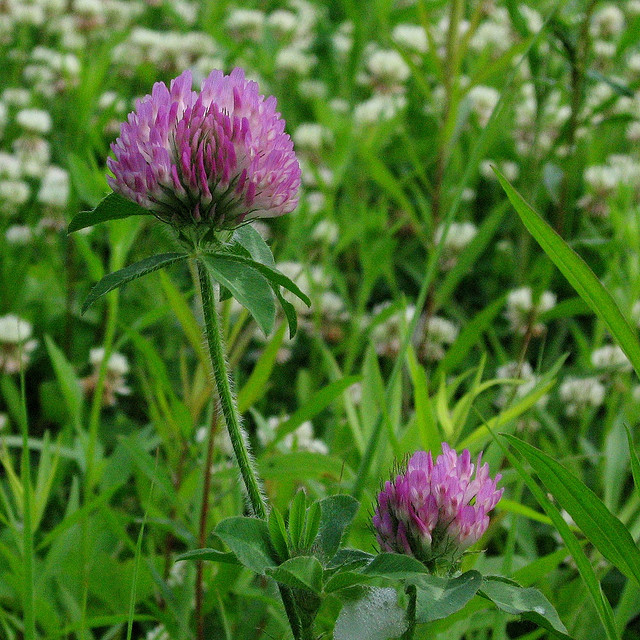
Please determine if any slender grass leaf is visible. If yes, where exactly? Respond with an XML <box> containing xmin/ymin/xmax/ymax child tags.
<box><xmin>44</xmin><ymin>336</ymin><xmax>83</xmax><ymax>429</ymax></box>
<box><xmin>199</xmin><ymin>254</ymin><xmax>275</xmax><ymax>336</ymax></box>
<box><xmin>82</xmin><ymin>253</ymin><xmax>187</xmax><ymax>313</ymax></box>
<box><xmin>435</xmin><ymin>297</ymin><xmax>505</xmax><ymax>377</ymax></box>
<box><xmin>259</xmin><ymin>452</ymin><xmax>351</xmax><ymax>482</ymax></box>
<box><xmin>267</xmin><ymin>556</ymin><xmax>323</xmax><ymax>594</ymax></box>
<box><xmin>479</xmin><ymin>576</ymin><xmax>571</xmax><ymax>639</ymax></box>
<box><xmin>494</xmin><ymin>434</ymin><xmax>620</xmax><ymax>640</ymax></box>
<box><xmin>495</xmin><ymin>169</ymin><xmax>640</xmax><ymax>379</ymax></box>
<box><xmin>238</xmin><ymin>322</ymin><xmax>286</xmax><ymax>412</ymax></box>
<box><xmin>625</xmin><ymin>425</ymin><xmax>640</xmax><ymax>501</ymax></box>
<box><xmin>215</xmin><ymin>516</ymin><xmax>276</xmax><ymax>574</ymax></box>
<box><xmin>288</xmin><ymin>489</ymin><xmax>307</xmax><ymax>550</ymax></box>
<box><xmin>272</xmin><ymin>376</ymin><xmax>361</xmax><ymax>446</ymax></box>
<box><xmin>68</xmin><ymin>192</ymin><xmax>148</xmax><ymax>233</ymax></box>
<box><xmin>503</xmin><ymin>434</ymin><xmax>640</xmax><ymax>590</ymax></box>
<box><xmin>435</xmin><ymin>202</ymin><xmax>508</xmax><ymax>309</ymax></box>
<box><xmin>158</xmin><ymin>270</ymin><xmax>208</xmax><ymax>366</ymax></box>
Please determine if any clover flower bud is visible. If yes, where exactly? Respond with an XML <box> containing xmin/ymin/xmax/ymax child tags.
<box><xmin>107</xmin><ymin>68</ymin><xmax>300</xmax><ymax>231</ymax></box>
<box><xmin>373</xmin><ymin>444</ymin><xmax>503</xmax><ymax>573</ymax></box>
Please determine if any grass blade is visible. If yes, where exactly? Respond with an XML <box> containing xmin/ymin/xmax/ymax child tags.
<box><xmin>495</xmin><ymin>168</ymin><xmax>640</xmax><ymax>378</ymax></box>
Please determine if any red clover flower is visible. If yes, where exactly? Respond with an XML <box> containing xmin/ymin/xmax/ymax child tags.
<box><xmin>373</xmin><ymin>443</ymin><xmax>503</xmax><ymax>572</ymax></box>
<box><xmin>107</xmin><ymin>68</ymin><xmax>301</xmax><ymax>231</ymax></box>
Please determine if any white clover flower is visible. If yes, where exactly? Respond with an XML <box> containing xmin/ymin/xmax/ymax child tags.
<box><xmin>2</xmin><ymin>88</ymin><xmax>31</xmax><ymax>107</ymax></box>
<box><xmin>267</xmin><ymin>9</ymin><xmax>297</xmax><ymax>37</ymax></box>
<box><xmin>470</xmin><ymin>19</ymin><xmax>512</xmax><ymax>54</ymax></box>
<box><xmin>593</xmin><ymin>40</ymin><xmax>616</xmax><ymax>60</ymax></box>
<box><xmin>467</xmin><ymin>85</ymin><xmax>500</xmax><ymax>127</ymax></box>
<box><xmin>0</xmin><ymin>314</ymin><xmax>37</xmax><ymax>374</ymax></box>
<box><xmin>90</xmin><ymin>347</ymin><xmax>129</xmax><ymax>376</ymax></box>
<box><xmin>5</xmin><ymin>225</ymin><xmax>33</xmax><ymax>245</ymax></box>
<box><xmin>519</xmin><ymin>5</ymin><xmax>543</xmax><ymax>33</ymax></box>
<box><xmin>560</xmin><ymin>376</ymin><xmax>606</xmax><ymax>417</ymax></box>
<box><xmin>305</xmin><ymin>190</ymin><xmax>325</xmax><ymax>214</ymax></box>
<box><xmin>293</xmin><ymin>123</ymin><xmax>333</xmax><ymax>153</ymax></box>
<box><xmin>0</xmin><ymin>153</ymin><xmax>22</xmax><ymax>180</ymax></box>
<box><xmin>591</xmin><ymin>345</ymin><xmax>631</xmax><ymax>371</ymax></box>
<box><xmin>311</xmin><ymin>219</ymin><xmax>339</xmax><ymax>244</ymax></box>
<box><xmin>494</xmin><ymin>360</ymin><xmax>546</xmax><ymax>408</ymax></box>
<box><xmin>297</xmin><ymin>79</ymin><xmax>327</xmax><ymax>99</ymax></box>
<box><xmin>0</xmin><ymin>180</ymin><xmax>30</xmax><ymax>212</ymax></box>
<box><xmin>13</xmin><ymin>136</ymin><xmax>50</xmax><ymax>177</ymax></box>
<box><xmin>38</xmin><ymin>166</ymin><xmax>70</xmax><ymax>208</ymax></box>
<box><xmin>332</xmin><ymin>22</ymin><xmax>353</xmax><ymax>56</ymax></box>
<box><xmin>354</xmin><ymin>94</ymin><xmax>406</xmax><ymax>125</ymax></box>
<box><xmin>366</xmin><ymin>49</ymin><xmax>410</xmax><ymax>86</ymax></box>
<box><xmin>419</xmin><ymin>316</ymin><xmax>458</xmax><ymax>361</ymax></box>
<box><xmin>590</xmin><ymin>5</ymin><xmax>625</xmax><ymax>38</ymax></box>
<box><xmin>83</xmin><ymin>348</ymin><xmax>131</xmax><ymax>406</ymax></box>
<box><xmin>506</xmin><ymin>287</ymin><xmax>556</xmax><ymax>334</ymax></box>
<box><xmin>275</xmin><ymin>47</ymin><xmax>316</xmax><ymax>75</ymax></box>
<box><xmin>16</xmin><ymin>108</ymin><xmax>52</xmax><ymax>134</ymax></box>
<box><xmin>146</xmin><ymin>625</ymin><xmax>169</xmax><ymax>640</ymax></box>
<box><xmin>392</xmin><ymin>23</ymin><xmax>427</xmax><ymax>53</ymax></box>
<box><xmin>371</xmin><ymin>303</ymin><xmax>416</xmax><ymax>358</ymax></box>
<box><xmin>0</xmin><ymin>315</ymin><xmax>32</xmax><ymax>344</ymax></box>
<box><xmin>257</xmin><ymin>416</ymin><xmax>327</xmax><ymax>454</ymax></box>
<box><xmin>434</xmin><ymin>221</ymin><xmax>477</xmax><ymax>269</ymax></box>
<box><xmin>277</xmin><ymin>262</ymin><xmax>330</xmax><ymax>315</ymax></box>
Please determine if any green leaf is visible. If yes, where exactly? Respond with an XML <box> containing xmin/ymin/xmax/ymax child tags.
<box><xmin>625</xmin><ymin>425</ymin><xmax>640</xmax><ymax>501</ymax></box>
<box><xmin>334</xmin><ymin>587</ymin><xmax>407</xmax><ymax>640</ymax></box>
<box><xmin>237</xmin><ymin>322</ymin><xmax>286</xmax><ymax>412</ymax></box>
<box><xmin>233</xmin><ymin>225</ymin><xmax>275</xmax><ymax>266</ymax></box>
<box><xmin>271</xmin><ymin>376</ymin><xmax>361</xmax><ymax>446</ymax></box>
<box><xmin>275</xmin><ymin>287</ymin><xmax>298</xmax><ymax>339</ymax></box>
<box><xmin>361</xmin><ymin>553</ymin><xmax>428</xmax><ymax>579</ymax></box>
<box><xmin>303</xmin><ymin>501</ymin><xmax>321</xmax><ymax>550</ymax></box>
<box><xmin>215</xmin><ymin>516</ymin><xmax>276</xmax><ymax>575</ymax></box>
<box><xmin>207</xmin><ymin>251</ymin><xmax>310</xmax><ymax>307</ymax></box>
<box><xmin>82</xmin><ymin>253</ymin><xmax>187</xmax><ymax>313</ymax></box>
<box><xmin>504</xmin><ymin>434</ymin><xmax>640</xmax><ymax>590</ymax></box>
<box><xmin>175</xmin><ymin>548</ymin><xmax>239</xmax><ymax>565</ymax></box>
<box><xmin>493</xmin><ymin>433</ymin><xmax>620</xmax><ymax>640</ymax></box>
<box><xmin>259</xmin><ymin>451</ymin><xmax>351</xmax><ymax>482</ymax></box>
<box><xmin>267</xmin><ymin>507</ymin><xmax>289</xmax><ymax>563</ymax></box>
<box><xmin>68</xmin><ymin>192</ymin><xmax>148</xmax><ymax>233</ymax></box>
<box><xmin>414</xmin><ymin>571</ymin><xmax>483</xmax><ymax>623</ymax></box>
<box><xmin>267</xmin><ymin>556</ymin><xmax>323</xmax><ymax>594</ymax></box>
<box><xmin>288</xmin><ymin>489</ymin><xmax>307</xmax><ymax>550</ymax></box>
<box><xmin>44</xmin><ymin>336</ymin><xmax>83</xmax><ymax>429</ymax></box>
<box><xmin>199</xmin><ymin>254</ymin><xmax>275</xmax><ymax>336</ymax></box>
<box><xmin>312</xmin><ymin>495</ymin><xmax>360</xmax><ymax>564</ymax></box>
<box><xmin>479</xmin><ymin>576</ymin><xmax>571</xmax><ymax>639</ymax></box>
<box><xmin>495</xmin><ymin>168</ymin><xmax>640</xmax><ymax>379</ymax></box>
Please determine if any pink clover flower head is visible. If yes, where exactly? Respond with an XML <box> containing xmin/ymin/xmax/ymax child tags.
<box><xmin>372</xmin><ymin>443</ymin><xmax>503</xmax><ymax>571</ymax></box>
<box><xmin>107</xmin><ymin>68</ymin><xmax>301</xmax><ymax>230</ymax></box>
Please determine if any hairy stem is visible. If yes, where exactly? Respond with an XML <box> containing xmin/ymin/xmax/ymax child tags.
<box><xmin>196</xmin><ymin>258</ymin><xmax>267</xmax><ymax>518</ymax></box>
<box><xmin>195</xmin><ymin>258</ymin><xmax>303</xmax><ymax>639</ymax></box>
<box><xmin>401</xmin><ymin>584</ymin><xmax>417</xmax><ymax>640</ymax></box>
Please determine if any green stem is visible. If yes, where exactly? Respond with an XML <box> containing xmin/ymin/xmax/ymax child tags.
<box><xmin>195</xmin><ymin>258</ymin><xmax>303</xmax><ymax>639</ymax></box>
<box><xmin>196</xmin><ymin>258</ymin><xmax>266</xmax><ymax>518</ymax></box>
<box><xmin>401</xmin><ymin>584</ymin><xmax>417</xmax><ymax>640</ymax></box>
